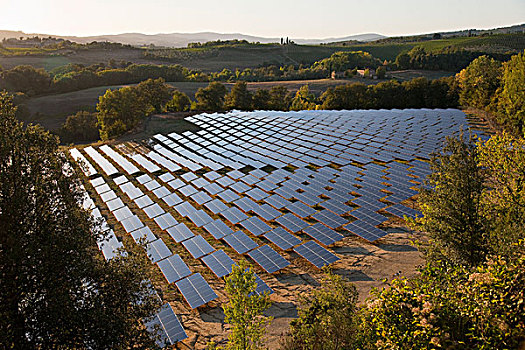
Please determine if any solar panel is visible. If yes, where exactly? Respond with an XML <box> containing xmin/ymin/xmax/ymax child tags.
<box><xmin>201</xmin><ymin>250</ymin><xmax>236</xmax><ymax>278</ymax></box>
<box><xmin>179</xmin><ymin>184</ymin><xmax>198</xmax><ymax>197</ymax></box>
<box><xmin>153</xmin><ymin>186</ymin><xmax>171</xmax><ymax>199</ymax></box>
<box><xmin>175</xmin><ymin>273</ymin><xmax>218</xmax><ymax>308</ymax></box>
<box><xmin>203</xmin><ymin>219</ymin><xmax>234</xmax><ymax>240</ymax></box>
<box><xmin>239</xmin><ymin>216</ymin><xmax>272</xmax><ymax>236</ymax></box>
<box><xmin>263</xmin><ymin>227</ymin><xmax>302</xmax><ymax>250</ymax></box>
<box><xmin>113</xmin><ymin>206</ymin><xmax>134</xmax><ymax>222</ymax></box>
<box><xmin>162</xmin><ymin>193</ymin><xmax>183</xmax><ymax>207</ymax></box>
<box><xmin>187</xmin><ymin>209</ymin><xmax>213</xmax><ymax>227</ymax></box>
<box><xmin>275</xmin><ymin>213</ymin><xmax>309</xmax><ymax>233</ymax></box>
<box><xmin>158</xmin><ymin>172</ymin><xmax>175</xmax><ymax>183</ymax></box>
<box><xmin>167</xmin><ymin>179</ymin><xmax>185</xmax><ymax>190</ymax></box>
<box><xmin>245</xmin><ymin>188</ymin><xmax>269</xmax><ymax>201</ymax></box>
<box><xmin>223</xmin><ymin>231</ymin><xmax>258</xmax><ymax>254</ymax></box>
<box><xmin>247</xmin><ymin>245</ymin><xmax>290</xmax><ymax>273</ymax></box>
<box><xmin>157</xmin><ymin>254</ymin><xmax>192</xmax><ymax>283</ymax></box>
<box><xmin>252</xmin><ymin>273</ymin><xmax>274</xmax><ymax>295</ymax></box>
<box><xmin>144</xmin><ymin>180</ymin><xmax>161</xmax><ymax>191</ymax></box>
<box><xmin>146</xmin><ymin>239</ymin><xmax>172</xmax><ymax>263</ymax></box>
<box><xmin>190</xmin><ymin>191</ymin><xmax>212</xmax><ymax>205</ymax></box>
<box><xmin>174</xmin><ymin>201</ymin><xmax>196</xmax><ymax>217</ymax></box>
<box><xmin>70</xmin><ymin>148</ymin><xmax>97</xmax><ymax>177</ymax></box>
<box><xmin>100</xmin><ymin>190</ymin><xmax>117</xmax><ymax>203</ymax></box>
<box><xmin>294</xmin><ymin>241</ymin><xmax>339</xmax><ymax>268</ymax></box>
<box><xmin>106</xmin><ymin>197</ymin><xmax>124</xmax><ymax>211</ymax></box>
<box><xmin>217</xmin><ymin>189</ymin><xmax>240</xmax><ymax>203</ymax></box>
<box><xmin>167</xmin><ymin>223</ymin><xmax>195</xmax><ymax>243</ymax></box>
<box><xmin>99</xmin><ymin>145</ymin><xmax>139</xmax><ymax>175</ymax></box>
<box><xmin>120</xmin><ymin>215</ymin><xmax>144</xmax><ymax>233</ymax></box>
<box><xmin>182</xmin><ymin>236</ymin><xmax>215</xmax><ymax>259</ymax></box>
<box><xmin>344</xmin><ymin>220</ymin><xmax>388</xmax><ymax>242</ymax></box>
<box><xmin>286</xmin><ymin>201</ymin><xmax>316</xmax><ymax>218</ymax></box>
<box><xmin>204</xmin><ymin>198</ymin><xmax>229</xmax><ymax>214</ymax></box>
<box><xmin>253</xmin><ymin>204</ymin><xmax>281</xmax><ymax>221</ymax></box>
<box><xmin>221</xmin><ymin>207</ymin><xmax>249</xmax><ymax>225</ymax></box>
<box><xmin>154</xmin><ymin>213</ymin><xmax>178</xmax><ymax>230</ymax></box>
<box><xmin>130</xmin><ymin>226</ymin><xmax>157</xmax><ymax>244</ymax></box>
<box><xmin>90</xmin><ymin>177</ymin><xmax>105</xmax><ymax>187</ymax></box>
<box><xmin>134</xmin><ymin>195</ymin><xmax>154</xmax><ymax>209</ymax></box>
<box><xmin>143</xmin><ymin>203</ymin><xmax>165</xmax><ymax>219</ymax></box>
<box><xmin>303</xmin><ymin>223</ymin><xmax>344</xmax><ymax>246</ymax></box>
<box><xmin>264</xmin><ymin>194</ymin><xmax>290</xmax><ymax>209</ymax></box>
<box><xmin>145</xmin><ymin>303</ymin><xmax>188</xmax><ymax>346</ymax></box>
<box><xmin>84</xmin><ymin>146</ymin><xmax>119</xmax><ymax>176</ymax></box>
<box><xmin>137</xmin><ymin>174</ymin><xmax>152</xmax><ymax>184</ymax></box>
<box><xmin>312</xmin><ymin>210</ymin><xmax>347</xmax><ymax>229</ymax></box>
<box><xmin>94</xmin><ymin>183</ymin><xmax>111</xmax><ymax>195</ymax></box>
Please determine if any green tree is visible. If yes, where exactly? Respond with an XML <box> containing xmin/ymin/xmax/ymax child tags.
<box><xmin>194</xmin><ymin>82</ymin><xmax>227</xmax><ymax>112</ymax></box>
<box><xmin>96</xmin><ymin>86</ymin><xmax>149</xmax><ymax>140</ymax></box>
<box><xmin>395</xmin><ymin>52</ymin><xmax>410</xmax><ymax>70</ymax></box>
<box><xmin>0</xmin><ymin>65</ymin><xmax>52</xmax><ymax>95</ymax></box>
<box><xmin>221</xmin><ymin>261</ymin><xmax>272</xmax><ymax>350</ymax></box>
<box><xmin>225</xmin><ymin>81</ymin><xmax>253</xmax><ymax>111</ymax></box>
<box><xmin>136</xmin><ymin>77</ymin><xmax>172</xmax><ymax>113</ymax></box>
<box><xmin>290</xmin><ymin>85</ymin><xmax>317</xmax><ymax>111</ymax></box>
<box><xmin>59</xmin><ymin>111</ymin><xmax>100</xmax><ymax>143</ymax></box>
<box><xmin>166</xmin><ymin>89</ymin><xmax>192</xmax><ymax>112</ymax></box>
<box><xmin>251</xmin><ymin>89</ymin><xmax>271</xmax><ymax>110</ymax></box>
<box><xmin>268</xmin><ymin>86</ymin><xmax>292</xmax><ymax>111</ymax></box>
<box><xmin>456</xmin><ymin>55</ymin><xmax>502</xmax><ymax>110</ymax></box>
<box><xmin>496</xmin><ymin>50</ymin><xmax>525</xmax><ymax>134</ymax></box>
<box><xmin>376</xmin><ymin>65</ymin><xmax>386</xmax><ymax>79</ymax></box>
<box><xmin>281</xmin><ymin>271</ymin><xmax>359</xmax><ymax>350</ymax></box>
<box><xmin>408</xmin><ymin>133</ymin><xmax>487</xmax><ymax>267</ymax></box>
<box><xmin>359</xmin><ymin>253</ymin><xmax>525</xmax><ymax>350</ymax></box>
<box><xmin>0</xmin><ymin>92</ymin><xmax>161</xmax><ymax>349</ymax></box>
<box><xmin>477</xmin><ymin>132</ymin><xmax>525</xmax><ymax>259</ymax></box>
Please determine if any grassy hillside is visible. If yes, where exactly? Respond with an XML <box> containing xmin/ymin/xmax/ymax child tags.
<box><xmin>330</xmin><ymin>33</ymin><xmax>525</xmax><ymax>61</ymax></box>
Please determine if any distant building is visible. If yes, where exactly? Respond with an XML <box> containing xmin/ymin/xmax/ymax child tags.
<box><xmin>356</xmin><ymin>69</ymin><xmax>375</xmax><ymax>78</ymax></box>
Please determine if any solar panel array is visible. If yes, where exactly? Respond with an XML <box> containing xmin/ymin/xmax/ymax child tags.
<box><xmin>71</xmin><ymin>109</ymin><xmax>482</xmax><ymax>347</ymax></box>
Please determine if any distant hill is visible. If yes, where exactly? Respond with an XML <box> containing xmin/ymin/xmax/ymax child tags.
<box><xmin>0</xmin><ymin>30</ymin><xmax>385</xmax><ymax>47</ymax></box>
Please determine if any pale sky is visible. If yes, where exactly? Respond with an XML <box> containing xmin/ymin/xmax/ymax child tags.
<box><xmin>2</xmin><ymin>0</ymin><xmax>524</xmax><ymax>38</ymax></box>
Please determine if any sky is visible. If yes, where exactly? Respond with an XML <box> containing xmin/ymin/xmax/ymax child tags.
<box><xmin>2</xmin><ymin>0</ymin><xmax>524</xmax><ymax>38</ymax></box>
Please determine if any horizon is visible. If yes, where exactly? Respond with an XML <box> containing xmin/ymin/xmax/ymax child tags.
<box><xmin>4</xmin><ymin>0</ymin><xmax>525</xmax><ymax>39</ymax></box>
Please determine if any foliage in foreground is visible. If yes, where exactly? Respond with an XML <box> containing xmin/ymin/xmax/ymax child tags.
<box><xmin>359</xmin><ymin>252</ymin><xmax>525</xmax><ymax>350</ymax></box>
<box><xmin>280</xmin><ymin>271</ymin><xmax>359</xmax><ymax>350</ymax></box>
<box><xmin>209</xmin><ymin>261</ymin><xmax>272</xmax><ymax>350</ymax></box>
<box><xmin>0</xmin><ymin>91</ymin><xmax>161</xmax><ymax>348</ymax></box>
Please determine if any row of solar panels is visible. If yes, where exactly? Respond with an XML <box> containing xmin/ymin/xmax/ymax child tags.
<box><xmin>75</xmin><ymin>175</ymin><xmax>188</xmax><ymax>346</ymax></box>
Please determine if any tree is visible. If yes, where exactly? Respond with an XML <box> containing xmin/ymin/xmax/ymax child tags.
<box><xmin>96</xmin><ymin>86</ymin><xmax>150</xmax><ymax>140</ymax></box>
<box><xmin>59</xmin><ymin>111</ymin><xmax>100</xmax><ymax>143</ymax></box>
<box><xmin>395</xmin><ymin>52</ymin><xmax>410</xmax><ymax>70</ymax></box>
<box><xmin>408</xmin><ymin>133</ymin><xmax>487</xmax><ymax>267</ymax></box>
<box><xmin>376</xmin><ymin>65</ymin><xmax>386</xmax><ymax>79</ymax></box>
<box><xmin>290</xmin><ymin>85</ymin><xmax>317</xmax><ymax>111</ymax></box>
<box><xmin>456</xmin><ymin>55</ymin><xmax>502</xmax><ymax>110</ymax></box>
<box><xmin>194</xmin><ymin>82</ymin><xmax>227</xmax><ymax>112</ymax></box>
<box><xmin>220</xmin><ymin>261</ymin><xmax>272</xmax><ymax>350</ymax></box>
<box><xmin>135</xmin><ymin>77</ymin><xmax>172</xmax><ymax>113</ymax></box>
<box><xmin>477</xmin><ymin>132</ymin><xmax>525</xmax><ymax>259</ymax></box>
<box><xmin>268</xmin><ymin>86</ymin><xmax>292</xmax><ymax>111</ymax></box>
<box><xmin>166</xmin><ymin>89</ymin><xmax>192</xmax><ymax>112</ymax></box>
<box><xmin>496</xmin><ymin>50</ymin><xmax>525</xmax><ymax>134</ymax></box>
<box><xmin>281</xmin><ymin>271</ymin><xmax>359</xmax><ymax>350</ymax></box>
<box><xmin>0</xmin><ymin>65</ymin><xmax>52</xmax><ymax>95</ymax></box>
<box><xmin>225</xmin><ymin>82</ymin><xmax>253</xmax><ymax>111</ymax></box>
<box><xmin>251</xmin><ymin>89</ymin><xmax>271</xmax><ymax>110</ymax></box>
<box><xmin>359</xmin><ymin>252</ymin><xmax>525</xmax><ymax>350</ymax></box>
<box><xmin>0</xmin><ymin>92</ymin><xmax>161</xmax><ymax>348</ymax></box>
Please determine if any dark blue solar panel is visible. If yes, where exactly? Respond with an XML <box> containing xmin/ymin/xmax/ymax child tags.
<box><xmin>157</xmin><ymin>254</ymin><xmax>192</xmax><ymax>283</ymax></box>
<box><xmin>275</xmin><ymin>213</ymin><xmax>309</xmax><ymax>233</ymax></box>
<box><xmin>203</xmin><ymin>219</ymin><xmax>234</xmax><ymax>240</ymax></box>
<box><xmin>167</xmin><ymin>223</ymin><xmax>195</xmax><ymax>243</ymax></box>
<box><xmin>312</xmin><ymin>210</ymin><xmax>347</xmax><ymax>229</ymax></box>
<box><xmin>146</xmin><ymin>239</ymin><xmax>172</xmax><ymax>263</ymax></box>
<box><xmin>182</xmin><ymin>235</ymin><xmax>215</xmax><ymax>259</ymax></box>
<box><xmin>221</xmin><ymin>207</ymin><xmax>249</xmax><ymax>225</ymax></box>
<box><xmin>239</xmin><ymin>216</ymin><xmax>272</xmax><ymax>236</ymax></box>
<box><xmin>247</xmin><ymin>245</ymin><xmax>290</xmax><ymax>273</ymax></box>
<box><xmin>303</xmin><ymin>223</ymin><xmax>344</xmax><ymax>246</ymax></box>
<box><xmin>201</xmin><ymin>250</ymin><xmax>236</xmax><ymax>278</ymax></box>
<box><xmin>223</xmin><ymin>231</ymin><xmax>258</xmax><ymax>254</ymax></box>
<box><xmin>263</xmin><ymin>227</ymin><xmax>302</xmax><ymax>250</ymax></box>
<box><xmin>175</xmin><ymin>273</ymin><xmax>218</xmax><ymax>308</ymax></box>
<box><xmin>204</xmin><ymin>198</ymin><xmax>229</xmax><ymax>214</ymax></box>
<box><xmin>294</xmin><ymin>240</ymin><xmax>339</xmax><ymax>268</ymax></box>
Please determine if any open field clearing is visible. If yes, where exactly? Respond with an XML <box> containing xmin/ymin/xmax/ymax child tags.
<box><xmin>71</xmin><ymin>109</ymin><xmax>486</xmax><ymax>348</ymax></box>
